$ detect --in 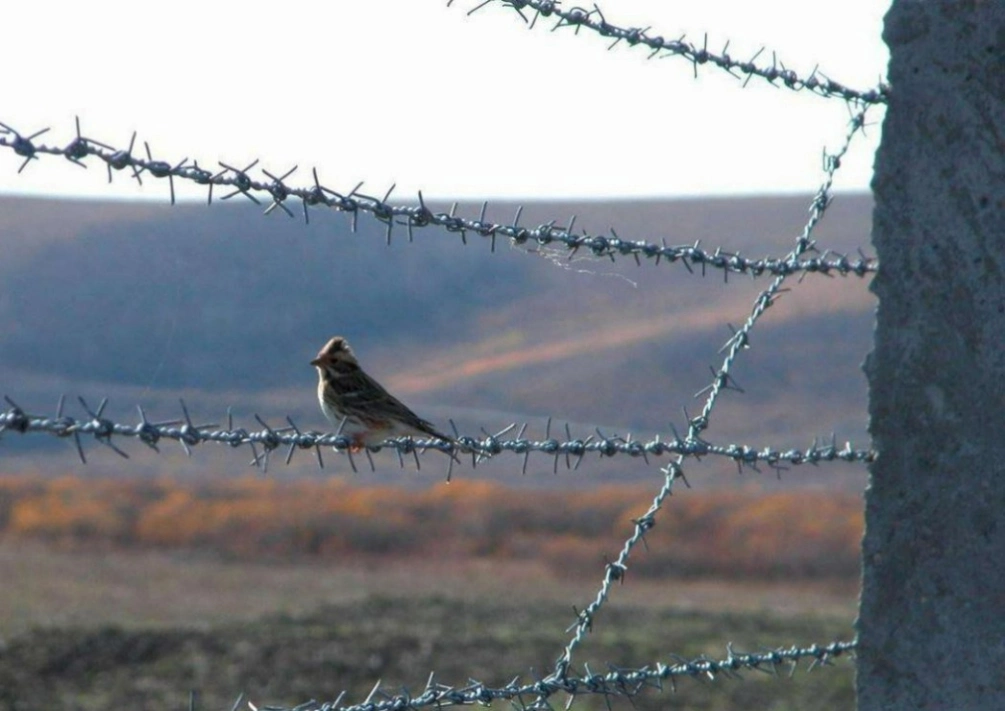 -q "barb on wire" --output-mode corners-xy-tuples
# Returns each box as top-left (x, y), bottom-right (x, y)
(2, 3), (879, 707)
(547, 105), (874, 686)
(0, 120), (49, 173)
(0, 118), (878, 280)
(0, 397), (876, 471)
(449, 0), (888, 105)
(253, 638), (854, 711)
